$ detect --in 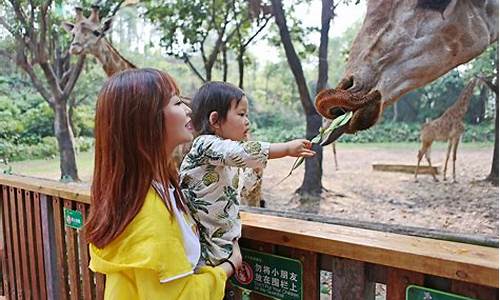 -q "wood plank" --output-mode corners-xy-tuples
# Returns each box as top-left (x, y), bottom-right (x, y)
(16, 188), (32, 299)
(241, 207), (498, 247)
(451, 280), (499, 300)
(41, 194), (56, 300)
(9, 187), (23, 299)
(77, 203), (93, 300)
(53, 197), (69, 300)
(386, 267), (424, 300)
(64, 200), (81, 300)
(24, 190), (39, 300)
(289, 248), (319, 300)
(240, 213), (499, 288)
(372, 163), (440, 175)
(331, 257), (375, 299)
(1, 186), (14, 299)
(0, 174), (90, 204)
(33, 193), (47, 300)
